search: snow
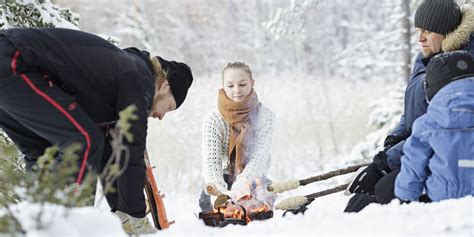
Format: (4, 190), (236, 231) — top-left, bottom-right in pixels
(12, 191), (473, 236)
(9, 202), (125, 236)
(147, 172), (473, 236)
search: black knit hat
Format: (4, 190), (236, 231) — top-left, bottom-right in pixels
(425, 51), (474, 101)
(414, 0), (462, 35)
(156, 56), (193, 108)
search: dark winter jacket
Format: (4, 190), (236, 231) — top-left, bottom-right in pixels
(395, 78), (474, 201)
(385, 5), (474, 170)
(3, 27), (155, 166)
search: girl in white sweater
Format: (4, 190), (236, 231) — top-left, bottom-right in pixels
(200, 62), (275, 211)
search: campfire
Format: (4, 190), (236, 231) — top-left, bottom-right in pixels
(199, 178), (275, 227)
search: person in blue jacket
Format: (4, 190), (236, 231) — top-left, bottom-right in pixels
(395, 51), (474, 202)
(345, 0), (474, 212)
(0, 28), (193, 234)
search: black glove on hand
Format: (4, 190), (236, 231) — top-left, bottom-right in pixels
(383, 135), (403, 149)
(372, 150), (391, 175)
(345, 151), (391, 196)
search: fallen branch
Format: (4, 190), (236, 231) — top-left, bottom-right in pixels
(268, 163), (369, 193)
(275, 184), (348, 210)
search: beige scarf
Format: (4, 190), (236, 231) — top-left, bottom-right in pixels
(218, 89), (260, 175)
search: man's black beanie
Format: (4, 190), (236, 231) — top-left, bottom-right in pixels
(156, 56), (193, 108)
(425, 51), (474, 101)
(415, 0), (462, 35)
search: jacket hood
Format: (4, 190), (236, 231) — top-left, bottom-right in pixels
(442, 4), (474, 52)
(428, 77), (474, 128)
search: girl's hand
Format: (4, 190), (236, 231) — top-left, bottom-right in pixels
(205, 183), (222, 196)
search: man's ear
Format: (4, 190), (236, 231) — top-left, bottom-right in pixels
(158, 80), (170, 92)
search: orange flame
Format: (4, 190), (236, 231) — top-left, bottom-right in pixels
(212, 177), (274, 223)
(214, 198), (272, 223)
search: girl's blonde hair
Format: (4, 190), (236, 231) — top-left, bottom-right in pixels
(222, 61), (253, 81)
(150, 56), (168, 88)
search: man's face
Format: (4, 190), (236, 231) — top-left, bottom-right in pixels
(417, 28), (446, 58)
(149, 80), (177, 120)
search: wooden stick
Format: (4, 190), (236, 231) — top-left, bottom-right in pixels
(299, 163), (370, 186)
(305, 183), (348, 201)
(275, 183), (349, 210)
(268, 163), (369, 193)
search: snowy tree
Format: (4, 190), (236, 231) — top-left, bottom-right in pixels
(0, 0), (78, 29)
(262, 0), (434, 159)
(113, 3), (154, 52)
(350, 81), (405, 161)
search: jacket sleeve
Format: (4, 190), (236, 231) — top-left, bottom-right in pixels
(387, 52), (426, 141)
(232, 108), (274, 194)
(386, 140), (405, 170)
(387, 115), (410, 141)
(395, 117), (433, 201)
(201, 112), (228, 194)
(115, 70), (153, 168)
(386, 52), (428, 169)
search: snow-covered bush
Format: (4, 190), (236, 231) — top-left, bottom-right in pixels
(0, 0), (79, 30)
(350, 79), (405, 161)
(0, 143), (97, 233)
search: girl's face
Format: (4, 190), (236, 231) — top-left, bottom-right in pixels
(222, 68), (254, 102)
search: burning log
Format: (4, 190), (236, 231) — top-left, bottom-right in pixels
(199, 179), (276, 228)
(275, 183), (349, 210)
(249, 210), (274, 221)
(199, 199), (274, 227)
(268, 163), (369, 193)
(198, 211), (224, 227)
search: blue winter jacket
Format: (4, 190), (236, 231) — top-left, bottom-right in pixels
(395, 78), (474, 201)
(386, 35), (474, 170)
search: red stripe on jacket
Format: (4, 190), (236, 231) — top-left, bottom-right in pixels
(11, 50), (91, 184)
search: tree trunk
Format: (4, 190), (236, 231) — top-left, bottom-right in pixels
(401, 0), (411, 82)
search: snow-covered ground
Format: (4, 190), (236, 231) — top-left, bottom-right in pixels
(159, 193), (473, 236)
(8, 202), (125, 236)
(11, 191), (473, 236)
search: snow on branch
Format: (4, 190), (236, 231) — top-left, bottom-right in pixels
(0, 0), (79, 30)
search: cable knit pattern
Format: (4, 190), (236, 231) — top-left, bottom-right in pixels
(202, 104), (274, 194)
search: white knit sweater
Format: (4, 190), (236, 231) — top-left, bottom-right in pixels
(201, 104), (274, 194)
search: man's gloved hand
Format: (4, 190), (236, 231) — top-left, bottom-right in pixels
(383, 135), (403, 149)
(372, 149), (391, 174)
(345, 151), (392, 196)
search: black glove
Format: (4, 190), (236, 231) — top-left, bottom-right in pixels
(398, 195), (431, 204)
(372, 150), (391, 175)
(383, 135), (403, 149)
(345, 151), (391, 196)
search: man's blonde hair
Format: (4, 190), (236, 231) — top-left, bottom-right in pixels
(150, 56), (167, 88)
